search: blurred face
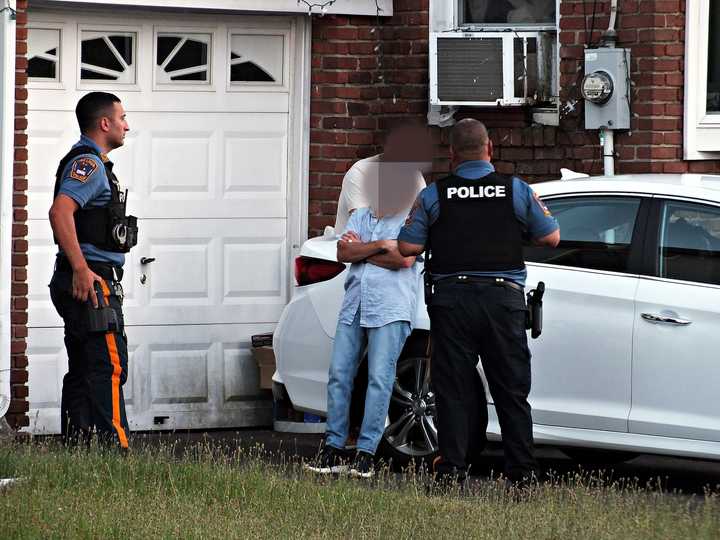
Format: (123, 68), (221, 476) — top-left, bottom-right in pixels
(100, 102), (129, 150)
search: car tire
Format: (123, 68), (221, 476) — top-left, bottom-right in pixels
(378, 333), (439, 468)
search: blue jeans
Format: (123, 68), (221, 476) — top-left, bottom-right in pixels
(325, 309), (411, 455)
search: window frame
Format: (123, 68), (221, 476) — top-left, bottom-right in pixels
(455, 0), (557, 32)
(225, 27), (291, 93)
(524, 192), (652, 277)
(684, 0), (720, 159)
(76, 24), (141, 91)
(642, 196), (720, 289)
(27, 23), (65, 90)
(152, 25), (218, 92)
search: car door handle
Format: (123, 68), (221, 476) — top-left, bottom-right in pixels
(140, 257), (156, 265)
(641, 313), (692, 326)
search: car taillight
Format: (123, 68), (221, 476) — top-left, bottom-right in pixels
(294, 256), (346, 286)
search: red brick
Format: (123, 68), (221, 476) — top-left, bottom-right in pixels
(640, 0), (680, 13)
(10, 369), (27, 384)
(639, 29), (678, 42)
(663, 162), (688, 173)
(621, 13), (666, 28)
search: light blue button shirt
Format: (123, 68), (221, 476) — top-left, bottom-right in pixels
(338, 207), (420, 328)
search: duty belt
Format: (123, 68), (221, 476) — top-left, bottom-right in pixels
(55, 255), (124, 283)
(436, 274), (524, 292)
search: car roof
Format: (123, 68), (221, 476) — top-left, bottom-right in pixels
(532, 174), (720, 203)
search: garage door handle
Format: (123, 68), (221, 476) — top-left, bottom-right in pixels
(140, 257), (156, 265)
(641, 313), (692, 326)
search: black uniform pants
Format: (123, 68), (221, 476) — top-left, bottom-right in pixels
(49, 268), (130, 449)
(428, 280), (538, 482)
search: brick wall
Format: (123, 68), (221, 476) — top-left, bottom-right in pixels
(308, 0), (720, 237)
(8, 0), (28, 430)
(309, 1), (430, 235)
(559, 0), (720, 174)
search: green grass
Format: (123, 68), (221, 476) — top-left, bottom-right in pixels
(0, 440), (718, 539)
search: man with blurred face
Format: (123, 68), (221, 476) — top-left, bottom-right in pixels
(306, 145), (422, 479)
(48, 92), (136, 449)
(333, 124), (431, 234)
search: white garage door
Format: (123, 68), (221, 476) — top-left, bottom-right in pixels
(25, 8), (308, 433)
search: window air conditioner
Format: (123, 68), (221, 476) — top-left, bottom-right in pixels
(430, 31), (556, 107)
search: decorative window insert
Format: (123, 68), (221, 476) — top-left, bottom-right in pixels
(156, 33), (211, 84)
(229, 34), (284, 85)
(80, 31), (136, 84)
(28, 28), (61, 81)
(685, 0), (720, 158)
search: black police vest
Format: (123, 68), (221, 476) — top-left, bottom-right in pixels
(427, 172), (525, 274)
(53, 145), (138, 253)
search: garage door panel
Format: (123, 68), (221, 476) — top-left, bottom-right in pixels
(27, 111), (289, 219)
(150, 131), (214, 196)
(27, 9), (299, 433)
(223, 241), (284, 300)
(28, 324), (273, 434)
(224, 132), (287, 193)
(131, 218), (288, 324)
(150, 345), (210, 405)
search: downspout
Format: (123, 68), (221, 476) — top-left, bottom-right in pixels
(599, 0), (618, 176)
(0, 0), (17, 419)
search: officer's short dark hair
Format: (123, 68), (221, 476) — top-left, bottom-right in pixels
(451, 119), (489, 155)
(76, 92), (121, 134)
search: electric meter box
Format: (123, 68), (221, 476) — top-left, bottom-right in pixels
(583, 48), (631, 130)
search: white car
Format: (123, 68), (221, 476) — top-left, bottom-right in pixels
(273, 174), (720, 465)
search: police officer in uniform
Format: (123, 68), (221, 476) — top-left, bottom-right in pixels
(48, 92), (138, 449)
(398, 119), (560, 485)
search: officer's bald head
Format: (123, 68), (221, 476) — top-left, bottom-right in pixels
(450, 119), (491, 163)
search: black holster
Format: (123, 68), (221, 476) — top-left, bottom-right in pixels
(525, 281), (545, 339)
(87, 282), (120, 333)
(423, 269), (433, 305)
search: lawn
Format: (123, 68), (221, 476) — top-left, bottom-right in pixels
(0, 440), (718, 539)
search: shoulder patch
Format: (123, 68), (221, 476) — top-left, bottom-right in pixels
(533, 191), (552, 217)
(68, 157), (99, 183)
(405, 198), (420, 226)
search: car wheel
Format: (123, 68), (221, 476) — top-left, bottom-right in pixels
(379, 348), (438, 467)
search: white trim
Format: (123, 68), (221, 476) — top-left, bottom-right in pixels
(42, 0), (393, 17)
(287, 15), (311, 294)
(684, 0), (720, 159)
(0, 0), (16, 417)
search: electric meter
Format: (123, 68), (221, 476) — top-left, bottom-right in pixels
(581, 71), (614, 104)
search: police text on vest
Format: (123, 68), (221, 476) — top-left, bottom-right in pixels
(447, 185), (506, 199)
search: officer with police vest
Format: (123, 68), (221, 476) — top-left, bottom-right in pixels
(398, 119), (560, 485)
(48, 92), (138, 449)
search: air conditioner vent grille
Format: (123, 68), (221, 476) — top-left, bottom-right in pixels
(437, 37), (503, 102)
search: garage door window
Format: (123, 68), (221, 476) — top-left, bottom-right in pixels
(80, 31), (136, 83)
(524, 196), (641, 273)
(27, 28), (60, 81)
(229, 34), (283, 84)
(658, 201), (720, 286)
(156, 33), (211, 84)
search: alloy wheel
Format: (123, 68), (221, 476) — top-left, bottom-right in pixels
(383, 355), (438, 458)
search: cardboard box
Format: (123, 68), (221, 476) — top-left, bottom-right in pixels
(253, 346), (276, 390)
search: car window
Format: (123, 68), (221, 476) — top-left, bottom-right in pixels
(658, 201), (720, 285)
(524, 196), (641, 273)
